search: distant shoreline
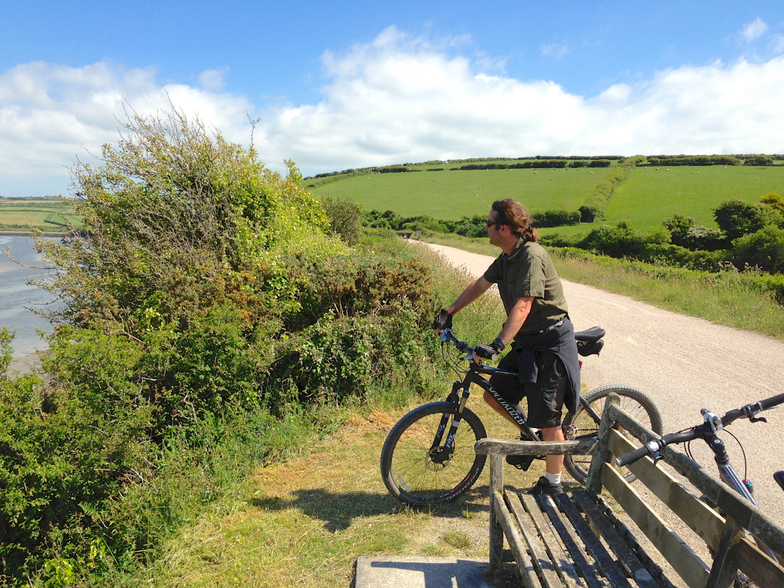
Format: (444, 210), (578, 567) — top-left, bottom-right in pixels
(0, 231), (66, 237)
(9, 352), (43, 374)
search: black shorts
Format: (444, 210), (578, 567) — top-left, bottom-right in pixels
(489, 348), (569, 429)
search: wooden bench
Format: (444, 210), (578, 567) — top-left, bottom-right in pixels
(475, 393), (784, 588)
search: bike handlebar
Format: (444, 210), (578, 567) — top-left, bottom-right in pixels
(615, 393), (784, 468)
(440, 329), (475, 354)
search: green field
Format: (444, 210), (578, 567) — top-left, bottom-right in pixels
(313, 167), (602, 220)
(312, 163), (784, 238)
(606, 165), (784, 230)
(0, 198), (81, 232)
(7, 163), (784, 236)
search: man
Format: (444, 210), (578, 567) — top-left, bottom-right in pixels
(433, 198), (580, 495)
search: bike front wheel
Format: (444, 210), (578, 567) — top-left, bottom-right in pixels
(563, 384), (664, 484)
(380, 402), (487, 507)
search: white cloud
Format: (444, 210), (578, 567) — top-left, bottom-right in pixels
(541, 44), (569, 59)
(198, 67), (229, 91)
(772, 34), (784, 54)
(0, 61), (254, 195)
(742, 17), (768, 43)
(261, 30), (784, 171)
(4, 27), (784, 195)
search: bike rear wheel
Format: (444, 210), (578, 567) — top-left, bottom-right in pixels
(563, 384), (663, 484)
(380, 402), (487, 507)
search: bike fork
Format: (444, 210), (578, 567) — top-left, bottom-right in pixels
(430, 383), (470, 463)
(712, 440), (779, 564)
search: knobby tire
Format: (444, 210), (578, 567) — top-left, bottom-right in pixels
(563, 384), (664, 483)
(380, 402), (487, 507)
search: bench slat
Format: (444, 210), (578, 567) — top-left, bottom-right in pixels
(475, 438), (597, 456)
(558, 492), (635, 587)
(493, 490), (540, 588)
(573, 490), (660, 588)
(507, 492), (564, 588)
(729, 537), (784, 587)
(608, 429), (725, 550)
(608, 405), (784, 560)
(601, 461), (710, 588)
(519, 493), (586, 588)
(590, 493), (680, 588)
(536, 494), (606, 588)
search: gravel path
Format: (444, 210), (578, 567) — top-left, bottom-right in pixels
(418, 241), (784, 528)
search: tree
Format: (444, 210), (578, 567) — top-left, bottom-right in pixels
(324, 197), (362, 246)
(713, 199), (765, 241)
(729, 225), (784, 273)
(760, 192), (784, 216)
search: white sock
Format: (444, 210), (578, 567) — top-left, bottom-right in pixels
(545, 471), (561, 486)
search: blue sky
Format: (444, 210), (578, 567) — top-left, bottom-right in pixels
(2, 1), (784, 195)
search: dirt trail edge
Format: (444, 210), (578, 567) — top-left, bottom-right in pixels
(418, 241), (784, 527)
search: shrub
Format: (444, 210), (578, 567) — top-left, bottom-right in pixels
(5, 107), (441, 583)
(714, 199), (766, 241)
(580, 221), (644, 258)
(760, 192), (784, 216)
(532, 209), (581, 228)
(324, 197), (362, 246)
(729, 226), (784, 274)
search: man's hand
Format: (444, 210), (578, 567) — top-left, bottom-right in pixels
(473, 338), (505, 362)
(433, 309), (452, 332)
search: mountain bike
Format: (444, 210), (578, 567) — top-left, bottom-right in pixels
(615, 393), (784, 568)
(380, 327), (663, 507)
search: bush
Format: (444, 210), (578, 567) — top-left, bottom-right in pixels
(642, 243), (725, 272)
(760, 192), (784, 216)
(324, 198), (362, 246)
(714, 199), (766, 241)
(580, 221), (644, 258)
(2, 107), (449, 584)
(729, 226), (784, 274)
(663, 215), (726, 251)
(532, 210), (581, 228)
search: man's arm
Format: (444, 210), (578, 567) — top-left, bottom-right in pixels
(496, 296), (534, 347)
(445, 276), (493, 316)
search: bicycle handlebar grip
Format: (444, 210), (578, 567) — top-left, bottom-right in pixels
(760, 393), (784, 411)
(775, 471), (784, 492)
(615, 442), (656, 468)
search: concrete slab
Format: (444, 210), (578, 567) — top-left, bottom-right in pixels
(354, 556), (493, 588)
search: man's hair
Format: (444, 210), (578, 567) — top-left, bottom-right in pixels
(491, 199), (538, 242)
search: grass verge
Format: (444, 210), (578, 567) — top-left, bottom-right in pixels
(112, 400), (538, 588)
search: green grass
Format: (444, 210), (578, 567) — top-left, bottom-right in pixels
(606, 165), (784, 231)
(120, 400), (522, 588)
(312, 167), (603, 220)
(0, 199), (81, 232)
(312, 162), (784, 241)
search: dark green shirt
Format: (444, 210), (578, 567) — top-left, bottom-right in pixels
(483, 239), (568, 336)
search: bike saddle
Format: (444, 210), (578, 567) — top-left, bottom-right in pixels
(575, 326), (605, 357)
(574, 326), (605, 341)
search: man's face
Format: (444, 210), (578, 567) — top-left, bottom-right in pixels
(485, 210), (502, 247)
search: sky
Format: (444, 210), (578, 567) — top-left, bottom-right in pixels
(2, 1), (784, 196)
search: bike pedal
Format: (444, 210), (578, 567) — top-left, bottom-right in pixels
(506, 455), (537, 471)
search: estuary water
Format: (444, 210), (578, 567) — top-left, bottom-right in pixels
(0, 234), (58, 359)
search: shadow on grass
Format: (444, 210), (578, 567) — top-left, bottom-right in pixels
(250, 484), (492, 533)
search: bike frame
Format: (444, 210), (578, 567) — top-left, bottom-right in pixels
(698, 412), (777, 562)
(428, 345), (600, 464)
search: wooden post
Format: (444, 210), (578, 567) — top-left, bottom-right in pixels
(488, 454), (504, 574)
(586, 392), (619, 495)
